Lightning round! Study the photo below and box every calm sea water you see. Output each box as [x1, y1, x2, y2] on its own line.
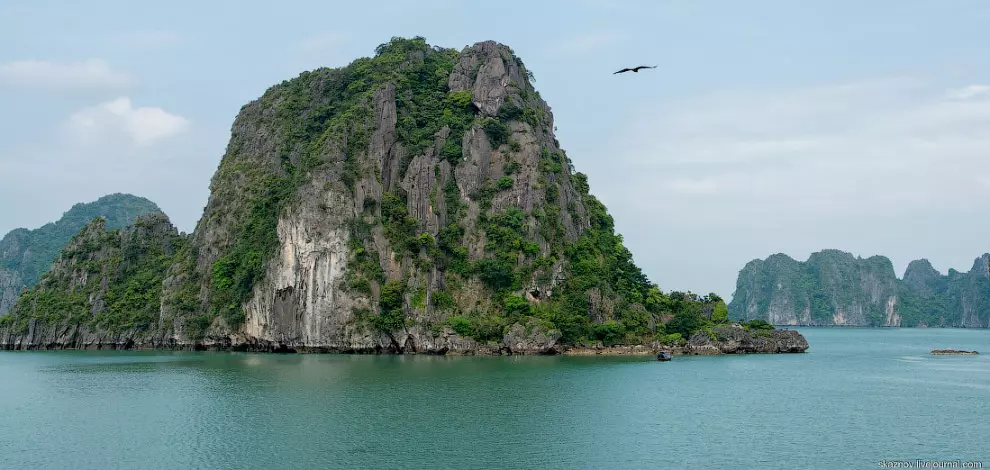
[1, 328, 987, 469]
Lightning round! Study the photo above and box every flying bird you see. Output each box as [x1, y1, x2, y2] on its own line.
[613, 65, 657, 74]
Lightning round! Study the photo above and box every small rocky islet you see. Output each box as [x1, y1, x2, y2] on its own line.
[930, 349, 979, 355]
[0, 37, 808, 356]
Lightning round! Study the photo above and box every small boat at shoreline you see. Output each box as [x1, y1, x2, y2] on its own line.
[931, 349, 979, 355]
[656, 351, 672, 361]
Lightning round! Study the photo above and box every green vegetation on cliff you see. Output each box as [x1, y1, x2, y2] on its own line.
[730, 250, 990, 328]
[6, 38, 739, 351]
[200, 37, 480, 328]
[0, 214, 184, 334]
[178, 37, 735, 346]
[0, 193, 161, 316]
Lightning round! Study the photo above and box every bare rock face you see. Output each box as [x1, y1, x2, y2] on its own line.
[239, 183, 364, 350]
[0, 269, 22, 318]
[459, 41, 523, 116]
[448, 41, 521, 116]
[501, 319, 561, 354]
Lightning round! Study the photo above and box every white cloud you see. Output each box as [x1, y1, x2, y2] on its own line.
[66, 97, 189, 147]
[546, 31, 629, 58]
[0, 59, 131, 89]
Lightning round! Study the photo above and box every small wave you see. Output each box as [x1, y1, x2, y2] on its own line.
[895, 356, 926, 362]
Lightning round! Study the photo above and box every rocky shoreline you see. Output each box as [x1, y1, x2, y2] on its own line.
[1, 323, 809, 356]
[561, 326, 809, 356]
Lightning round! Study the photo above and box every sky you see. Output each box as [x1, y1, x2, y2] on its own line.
[2, 0, 990, 299]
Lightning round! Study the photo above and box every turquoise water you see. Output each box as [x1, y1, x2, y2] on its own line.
[1, 328, 987, 469]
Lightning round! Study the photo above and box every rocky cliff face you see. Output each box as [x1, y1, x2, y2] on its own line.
[2, 38, 807, 353]
[730, 250, 990, 327]
[0, 268, 22, 318]
[0, 193, 160, 316]
[153, 37, 651, 353]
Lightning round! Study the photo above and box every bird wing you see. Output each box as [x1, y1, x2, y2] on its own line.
[633, 65, 657, 71]
[614, 68, 632, 74]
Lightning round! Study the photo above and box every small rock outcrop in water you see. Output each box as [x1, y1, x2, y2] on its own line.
[729, 249, 990, 328]
[682, 325, 809, 355]
[0, 194, 161, 317]
[501, 319, 561, 354]
[1, 37, 807, 355]
[931, 349, 979, 355]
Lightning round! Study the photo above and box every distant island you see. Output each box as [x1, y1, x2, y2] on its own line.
[0, 37, 807, 355]
[729, 249, 990, 328]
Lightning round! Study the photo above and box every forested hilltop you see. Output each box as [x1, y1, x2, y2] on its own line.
[0, 194, 160, 317]
[729, 249, 990, 327]
[2, 38, 805, 354]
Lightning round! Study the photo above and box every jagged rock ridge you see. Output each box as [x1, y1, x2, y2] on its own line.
[729, 249, 990, 327]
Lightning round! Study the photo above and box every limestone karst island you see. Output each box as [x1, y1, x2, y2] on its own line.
[730, 249, 990, 327]
[4, 3, 990, 467]
[0, 38, 807, 355]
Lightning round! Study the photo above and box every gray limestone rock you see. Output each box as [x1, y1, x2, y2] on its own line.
[684, 325, 809, 355]
[501, 319, 561, 354]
